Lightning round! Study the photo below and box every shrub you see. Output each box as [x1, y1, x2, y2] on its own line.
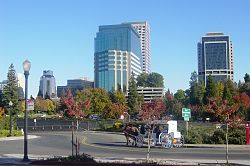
[184, 128, 203, 144]
[210, 129, 225, 144]
[228, 129, 245, 144]
[0, 130, 22, 137]
[48, 153, 95, 163]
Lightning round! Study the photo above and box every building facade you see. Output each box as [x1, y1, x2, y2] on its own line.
[137, 87, 164, 103]
[39, 70, 57, 98]
[198, 32, 234, 84]
[124, 22, 151, 73]
[57, 78, 94, 97]
[94, 23, 142, 92]
[0, 80, 7, 93]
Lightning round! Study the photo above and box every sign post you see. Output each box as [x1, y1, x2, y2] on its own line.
[182, 108, 191, 136]
[246, 121, 250, 145]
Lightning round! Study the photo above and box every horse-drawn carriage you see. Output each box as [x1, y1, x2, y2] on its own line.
[123, 120, 184, 149]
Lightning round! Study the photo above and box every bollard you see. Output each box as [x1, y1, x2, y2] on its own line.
[246, 121, 250, 145]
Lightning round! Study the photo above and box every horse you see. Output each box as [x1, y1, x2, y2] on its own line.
[123, 124, 139, 146]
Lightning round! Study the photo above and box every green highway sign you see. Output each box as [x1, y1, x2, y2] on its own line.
[182, 108, 191, 118]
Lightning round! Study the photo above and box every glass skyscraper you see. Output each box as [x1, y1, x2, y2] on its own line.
[198, 32, 234, 84]
[94, 23, 142, 92]
[39, 70, 57, 98]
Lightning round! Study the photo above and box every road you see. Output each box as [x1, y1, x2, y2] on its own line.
[0, 131, 250, 164]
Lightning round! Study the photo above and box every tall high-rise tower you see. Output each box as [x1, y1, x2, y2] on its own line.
[39, 70, 57, 98]
[198, 32, 234, 84]
[94, 23, 142, 92]
[124, 21, 151, 73]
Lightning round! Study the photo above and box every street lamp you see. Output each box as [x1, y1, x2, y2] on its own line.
[9, 101, 13, 136]
[23, 59, 31, 162]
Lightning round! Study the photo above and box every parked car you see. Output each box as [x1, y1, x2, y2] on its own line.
[89, 114, 100, 120]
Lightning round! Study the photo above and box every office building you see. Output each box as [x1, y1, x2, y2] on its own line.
[198, 32, 234, 84]
[39, 70, 57, 98]
[124, 21, 151, 73]
[94, 23, 142, 92]
[137, 87, 164, 103]
[57, 78, 94, 97]
[0, 80, 7, 93]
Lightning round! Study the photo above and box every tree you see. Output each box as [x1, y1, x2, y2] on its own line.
[244, 73, 250, 83]
[136, 72, 164, 87]
[103, 102, 127, 119]
[45, 99, 55, 114]
[139, 98, 165, 162]
[174, 89, 186, 103]
[3, 64, 19, 115]
[136, 73, 149, 87]
[109, 90, 126, 105]
[147, 72, 164, 87]
[76, 88, 109, 116]
[62, 89, 90, 120]
[207, 97, 240, 125]
[164, 89, 174, 115]
[189, 71, 198, 88]
[127, 74, 140, 114]
[204, 75, 217, 103]
[37, 90, 43, 98]
[34, 97, 48, 112]
[233, 92, 250, 122]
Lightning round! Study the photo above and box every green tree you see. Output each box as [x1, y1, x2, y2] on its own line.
[136, 73, 149, 87]
[205, 75, 217, 103]
[148, 72, 164, 87]
[136, 72, 164, 87]
[109, 90, 126, 105]
[189, 71, 198, 87]
[174, 89, 186, 103]
[127, 74, 140, 114]
[3, 64, 19, 114]
[244, 73, 250, 83]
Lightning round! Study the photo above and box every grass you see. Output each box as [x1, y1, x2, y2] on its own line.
[0, 130, 23, 137]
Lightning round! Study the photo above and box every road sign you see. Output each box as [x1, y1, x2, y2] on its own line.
[182, 108, 191, 118]
[184, 117, 190, 121]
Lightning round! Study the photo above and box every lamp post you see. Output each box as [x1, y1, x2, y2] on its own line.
[23, 59, 31, 162]
[9, 101, 13, 136]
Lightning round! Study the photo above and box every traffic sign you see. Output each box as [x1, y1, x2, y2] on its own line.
[182, 108, 191, 118]
[184, 117, 189, 121]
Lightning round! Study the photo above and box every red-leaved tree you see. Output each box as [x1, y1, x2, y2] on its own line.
[139, 98, 165, 161]
[62, 89, 91, 125]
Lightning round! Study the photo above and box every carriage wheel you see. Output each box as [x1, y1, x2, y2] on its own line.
[136, 135, 144, 148]
[160, 133, 173, 149]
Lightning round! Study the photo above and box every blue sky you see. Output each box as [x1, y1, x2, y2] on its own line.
[0, 0, 250, 97]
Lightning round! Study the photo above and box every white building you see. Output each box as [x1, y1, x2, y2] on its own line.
[137, 87, 164, 103]
[17, 73, 25, 90]
[124, 21, 151, 73]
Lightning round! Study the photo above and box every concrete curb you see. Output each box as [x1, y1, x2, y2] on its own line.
[0, 135, 39, 141]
